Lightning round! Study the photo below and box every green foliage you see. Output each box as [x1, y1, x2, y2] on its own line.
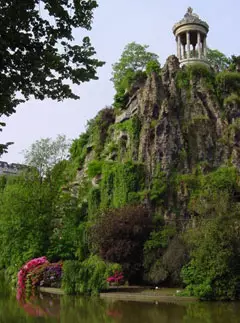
[114, 116, 142, 150]
[87, 160, 103, 178]
[224, 93, 240, 105]
[70, 132, 90, 161]
[143, 225, 188, 286]
[181, 215, 240, 300]
[47, 191, 88, 262]
[228, 55, 240, 72]
[88, 187, 101, 219]
[111, 42, 159, 90]
[176, 64, 215, 91]
[113, 70, 147, 109]
[176, 69, 190, 90]
[0, 176, 7, 191]
[90, 108, 116, 156]
[150, 165, 167, 203]
[100, 161, 145, 209]
[113, 87, 129, 110]
[216, 71, 240, 98]
[144, 225, 176, 251]
[146, 60, 161, 75]
[23, 134, 71, 177]
[207, 49, 230, 71]
[70, 108, 115, 168]
[0, 171, 53, 276]
[62, 256, 121, 295]
[0, 0, 104, 154]
[177, 166, 240, 300]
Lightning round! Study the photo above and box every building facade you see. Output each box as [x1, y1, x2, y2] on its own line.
[0, 161, 27, 176]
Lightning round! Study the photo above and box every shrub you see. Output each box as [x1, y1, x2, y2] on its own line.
[87, 160, 103, 178]
[146, 60, 161, 75]
[62, 255, 121, 295]
[216, 71, 240, 93]
[181, 214, 240, 300]
[176, 63, 214, 90]
[224, 93, 240, 106]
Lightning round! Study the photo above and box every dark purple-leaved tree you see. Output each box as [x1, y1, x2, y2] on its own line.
[90, 205, 152, 284]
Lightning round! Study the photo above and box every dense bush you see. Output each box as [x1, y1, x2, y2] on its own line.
[224, 93, 240, 106]
[181, 215, 240, 300]
[100, 161, 145, 209]
[146, 60, 161, 75]
[143, 225, 187, 286]
[176, 63, 215, 91]
[62, 255, 121, 295]
[87, 160, 103, 178]
[177, 166, 240, 300]
[216, 71, 240, 93]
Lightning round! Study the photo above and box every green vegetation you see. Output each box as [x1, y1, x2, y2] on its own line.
[100, 161, 145, 208]
[176, 167, 240, 300]
[207, 49, 230, 71]
[0, 0, 104, 155]
[111, 42, 160, 109]
[23, 135, 71, 177]
[224, 93, 240, 105]
[176, 63, 215, 91]
[62, 255, 121, 295]
[1, 39, 240, 300]
[111, 42, 159, 90]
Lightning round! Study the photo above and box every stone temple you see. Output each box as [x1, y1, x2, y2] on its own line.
[173, 7, 209, 67]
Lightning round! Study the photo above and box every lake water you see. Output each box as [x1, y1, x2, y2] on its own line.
[1, 279, 240, 322]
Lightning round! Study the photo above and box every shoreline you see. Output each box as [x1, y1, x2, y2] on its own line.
[39, 287, 199, 303]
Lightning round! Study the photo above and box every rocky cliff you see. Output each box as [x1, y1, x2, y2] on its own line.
[70, 55, 240, 215]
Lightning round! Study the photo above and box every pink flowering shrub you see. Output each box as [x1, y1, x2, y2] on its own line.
[106, 271, 124, 285]
[17, 257, 48, 292]
[17, 256, 62, 300]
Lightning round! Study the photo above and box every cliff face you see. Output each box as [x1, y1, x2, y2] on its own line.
[114, 56, 231, 176]
[72, 55, 240, 208]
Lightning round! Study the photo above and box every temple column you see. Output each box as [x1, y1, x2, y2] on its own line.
[203, 36, 207, 57]
[186, 31, 190, 59]
[193, 45, 196, 58]
[177, 35, 181, 60]
[197, 32, 201, 58]
[183, 44, 186, 59]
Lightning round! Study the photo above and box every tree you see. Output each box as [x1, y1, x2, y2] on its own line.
[23, 134, 71, 177]
[0, 0, 104, 154]
[0, 171, 53, 272]
[0, 158, 69, 276]
[229, 55, 240, 72]
[207, 49, 230, 71]
[90, 205, 152, 283]
[111, 42, 160, 90]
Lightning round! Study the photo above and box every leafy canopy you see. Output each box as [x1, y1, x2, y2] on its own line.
[23, 134, 71, 177]
[111, 42, 160, 90]
[0, 0, 104, 154]
[207, 49, 230, 71]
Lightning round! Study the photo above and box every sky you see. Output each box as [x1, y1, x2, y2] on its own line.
[1, 0, 240, 163]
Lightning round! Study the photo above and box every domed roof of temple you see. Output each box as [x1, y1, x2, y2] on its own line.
[173, 7, 209, 34]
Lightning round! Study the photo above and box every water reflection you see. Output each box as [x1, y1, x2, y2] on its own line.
[0, 276, 239, 323]
[15, 294, 240, 323]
